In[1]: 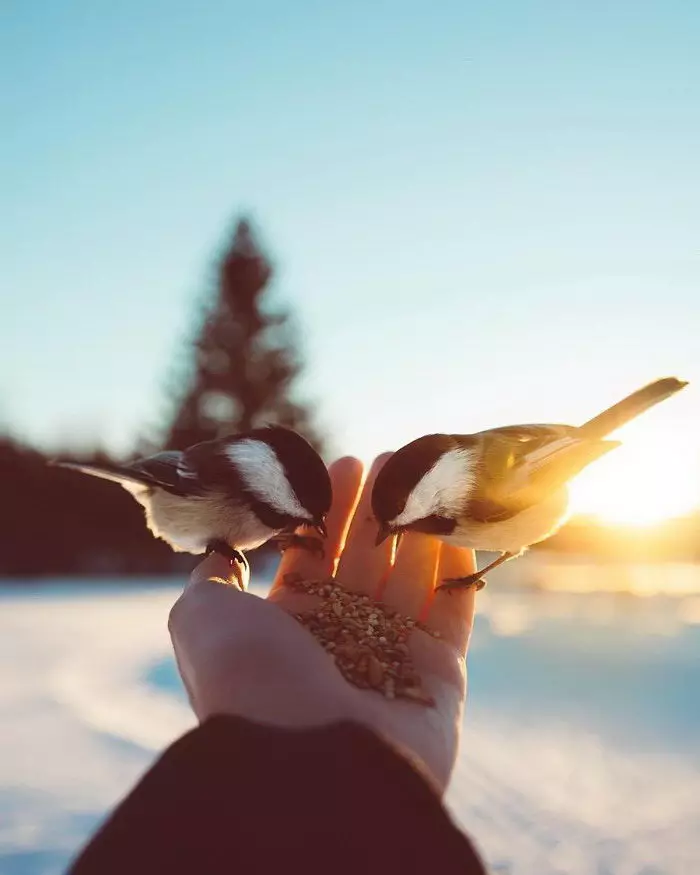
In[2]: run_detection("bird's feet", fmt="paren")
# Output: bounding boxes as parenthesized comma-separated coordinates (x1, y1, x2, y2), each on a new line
(274, 533, 325, 558)
(205, 540, 249, 571)
(436, 572, 487, 594)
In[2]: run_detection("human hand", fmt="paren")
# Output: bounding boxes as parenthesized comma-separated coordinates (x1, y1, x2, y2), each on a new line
(169, 455, 477, 790)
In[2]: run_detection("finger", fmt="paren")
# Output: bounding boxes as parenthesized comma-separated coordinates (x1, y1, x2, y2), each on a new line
(169, 562, 249, 663)
(424, 544, 477, 655)
(380, 532, 441, 619)
(271, 456, 364, 593)
(334, 452, 394, 597)
(189, 551, 248, 592)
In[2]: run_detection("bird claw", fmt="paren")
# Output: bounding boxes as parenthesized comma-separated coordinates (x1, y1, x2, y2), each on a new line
(436, 573, 487, 595)
(205, 540, 249, 570)
(275, 533, 325, 558)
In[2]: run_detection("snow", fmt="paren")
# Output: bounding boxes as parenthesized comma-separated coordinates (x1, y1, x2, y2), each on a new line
(0, 576, 699, 875)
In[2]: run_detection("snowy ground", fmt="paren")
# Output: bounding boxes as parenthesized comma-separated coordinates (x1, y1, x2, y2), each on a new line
(1, 571, 699, 875)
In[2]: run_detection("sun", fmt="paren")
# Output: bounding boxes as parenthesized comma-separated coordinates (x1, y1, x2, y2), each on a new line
(568, 422, 698, 527)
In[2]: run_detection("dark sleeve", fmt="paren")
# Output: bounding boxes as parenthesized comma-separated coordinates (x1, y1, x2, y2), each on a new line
(68, 716, 487, 875)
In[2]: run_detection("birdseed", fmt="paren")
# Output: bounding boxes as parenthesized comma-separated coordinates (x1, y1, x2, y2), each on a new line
(283, 572, 438, 706)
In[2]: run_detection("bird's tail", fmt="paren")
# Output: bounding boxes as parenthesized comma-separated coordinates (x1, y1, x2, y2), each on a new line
(49, 459, 150, 490)
(578, 377, 688, 440)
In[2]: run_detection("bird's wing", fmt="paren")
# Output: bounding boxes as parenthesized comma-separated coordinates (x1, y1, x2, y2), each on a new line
(53, 452, 193, 496)
(474, 424, 579, 481)
(128, 452, 196, 495)
(512, 434, 619, 491)
(475, 423, 577, 443)
(463, 426, 620, 522)
(180, 439, 240, 493)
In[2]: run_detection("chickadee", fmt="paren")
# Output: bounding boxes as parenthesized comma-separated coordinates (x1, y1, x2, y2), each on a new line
(52, 426, 332, 568)
(372, 378, 688, 592)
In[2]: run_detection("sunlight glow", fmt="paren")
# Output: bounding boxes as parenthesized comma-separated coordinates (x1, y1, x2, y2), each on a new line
(568, 421, 698, 527)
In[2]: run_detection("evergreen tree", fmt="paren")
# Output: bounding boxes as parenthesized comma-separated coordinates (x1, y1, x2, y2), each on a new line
(164, 218, 321, 451)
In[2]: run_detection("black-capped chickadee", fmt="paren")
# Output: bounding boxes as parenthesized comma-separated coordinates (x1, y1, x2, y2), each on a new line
(53, 426, 332, 568)
(372, 378, 688, 592)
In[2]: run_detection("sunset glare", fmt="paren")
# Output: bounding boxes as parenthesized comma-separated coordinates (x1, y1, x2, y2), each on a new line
(568, 421, 698, 527)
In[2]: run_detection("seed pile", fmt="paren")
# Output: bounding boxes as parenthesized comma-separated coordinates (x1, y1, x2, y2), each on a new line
(283, 572, 438, 706)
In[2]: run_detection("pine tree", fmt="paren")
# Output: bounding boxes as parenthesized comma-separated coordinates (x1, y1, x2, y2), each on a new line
(164, 218, 321, 451)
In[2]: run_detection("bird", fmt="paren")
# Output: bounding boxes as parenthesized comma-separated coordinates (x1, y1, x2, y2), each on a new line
(52, 426, 332, 569)
(371, 377, 688, 593)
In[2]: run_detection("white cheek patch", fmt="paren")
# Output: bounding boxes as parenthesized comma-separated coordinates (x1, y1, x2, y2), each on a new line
(226, 439, 311, 520)
(391, 447, 477, 527)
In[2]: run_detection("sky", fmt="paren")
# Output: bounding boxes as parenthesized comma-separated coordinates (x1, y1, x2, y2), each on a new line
(2, 1, 699, 520)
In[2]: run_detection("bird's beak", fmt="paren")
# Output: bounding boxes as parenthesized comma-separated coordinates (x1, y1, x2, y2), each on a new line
(313, 519, 328, 539)
(375, 523, 394, 547)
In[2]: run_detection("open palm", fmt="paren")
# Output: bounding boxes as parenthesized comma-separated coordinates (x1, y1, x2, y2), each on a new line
(169, 455, 477, 790)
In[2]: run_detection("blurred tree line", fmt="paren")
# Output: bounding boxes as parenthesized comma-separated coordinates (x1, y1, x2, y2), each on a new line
(1, 216, 698, 578)
(0, 218, 322, 577)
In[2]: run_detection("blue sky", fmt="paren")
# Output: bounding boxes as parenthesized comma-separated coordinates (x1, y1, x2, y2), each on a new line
(2, 1, 699, 515)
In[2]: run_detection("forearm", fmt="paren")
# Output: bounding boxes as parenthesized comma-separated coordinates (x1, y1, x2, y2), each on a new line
(68, 715, 485, 874)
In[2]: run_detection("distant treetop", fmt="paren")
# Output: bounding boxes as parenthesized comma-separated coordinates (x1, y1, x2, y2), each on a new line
(163, 217, 322, 453)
